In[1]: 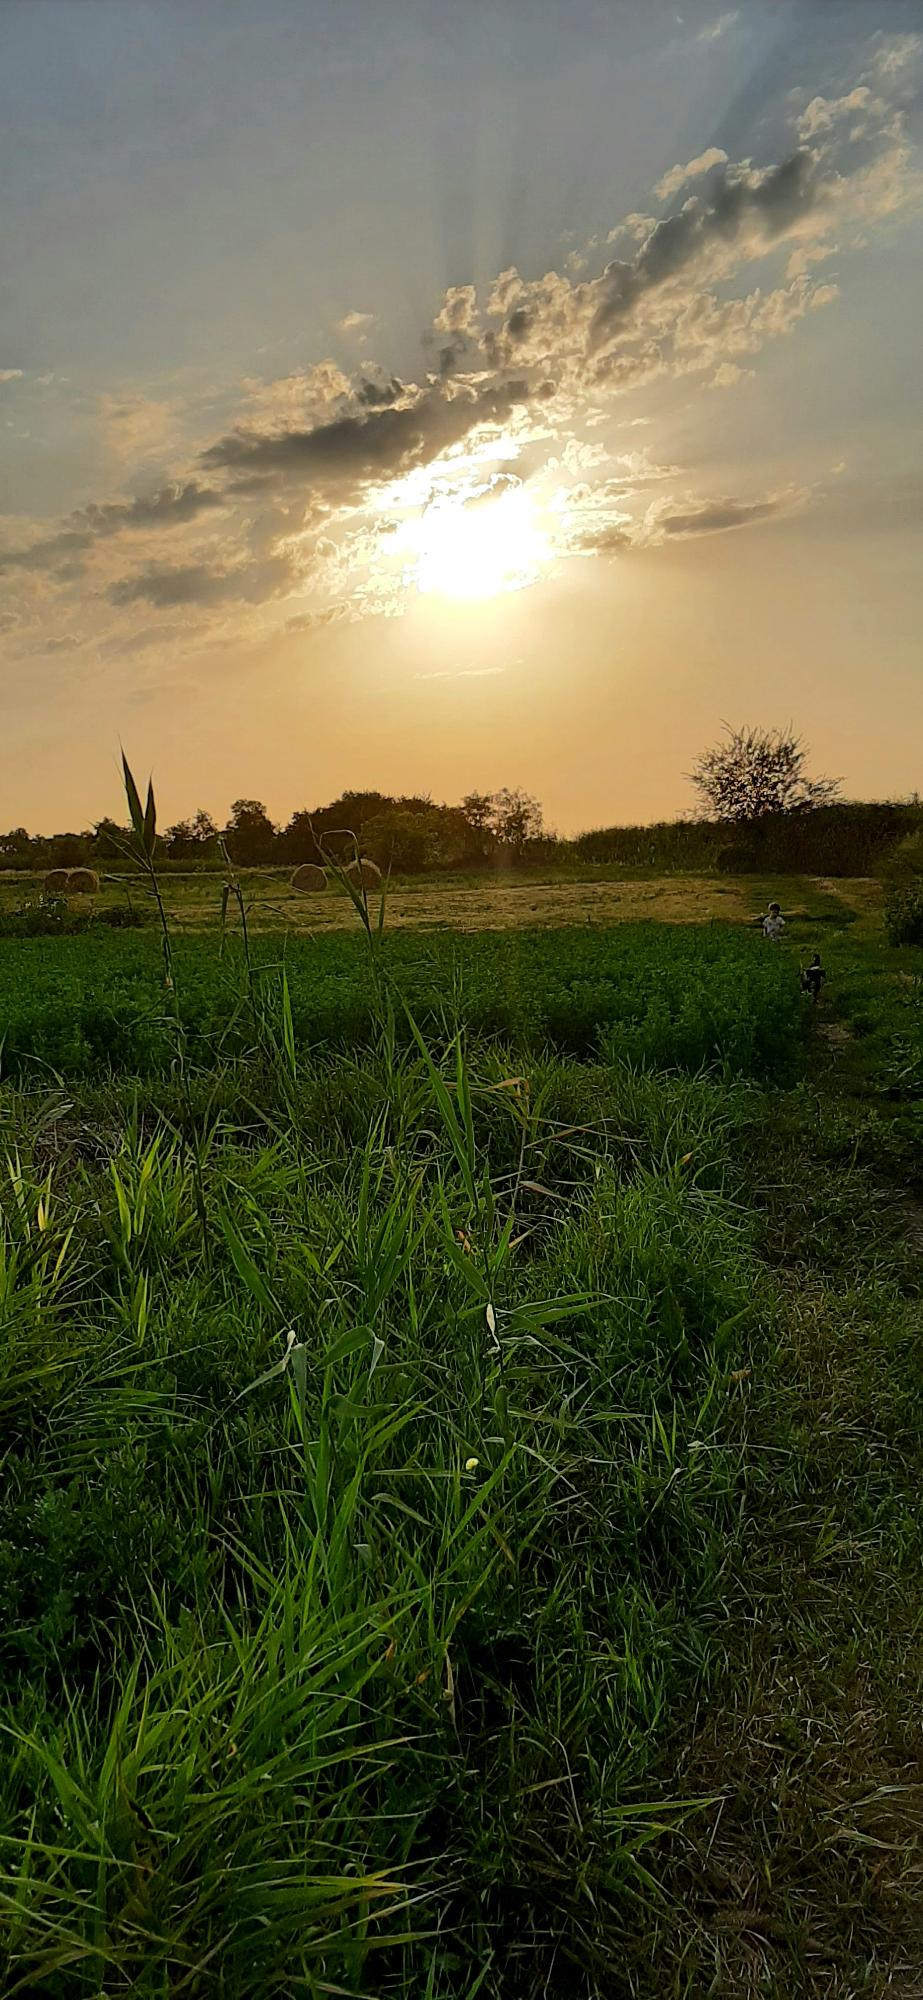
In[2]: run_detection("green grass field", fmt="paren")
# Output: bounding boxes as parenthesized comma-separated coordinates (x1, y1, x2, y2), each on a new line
(1, 870, 921, 1996)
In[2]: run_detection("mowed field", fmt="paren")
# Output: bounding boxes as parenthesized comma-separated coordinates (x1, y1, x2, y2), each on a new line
(1, 867, 921, 1998)
(0, 862, 885, 933)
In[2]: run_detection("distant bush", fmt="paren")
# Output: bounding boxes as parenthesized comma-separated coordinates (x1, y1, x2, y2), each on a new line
(572, 821, 718, 870)
(576, 805, 923, 878)
(884, 831, 923, 885)
(715, 844, 760, 874)
(884, 884, 923, 947)
(0, 900, 147, 939)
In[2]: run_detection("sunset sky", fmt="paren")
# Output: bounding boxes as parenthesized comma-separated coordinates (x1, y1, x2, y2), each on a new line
(2, 0, 922, 835)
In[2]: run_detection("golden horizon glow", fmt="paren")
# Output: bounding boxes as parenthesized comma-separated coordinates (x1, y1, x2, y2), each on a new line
(398, 487, 549, 601)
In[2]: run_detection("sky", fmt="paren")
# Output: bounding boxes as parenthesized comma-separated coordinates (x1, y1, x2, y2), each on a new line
(1, 0, 922, 836)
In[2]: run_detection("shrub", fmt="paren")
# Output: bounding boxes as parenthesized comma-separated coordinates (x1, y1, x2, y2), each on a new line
(884, 883, 923, 947)
(715, 843, 760, 874)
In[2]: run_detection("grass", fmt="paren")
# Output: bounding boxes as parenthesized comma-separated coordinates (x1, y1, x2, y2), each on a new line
(0, 864, 878, 935)
(0, 825, 921, 1996)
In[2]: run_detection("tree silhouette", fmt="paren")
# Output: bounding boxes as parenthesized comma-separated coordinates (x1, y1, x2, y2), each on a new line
(690, 726, 839, 823)
(223, 800, 277, 864)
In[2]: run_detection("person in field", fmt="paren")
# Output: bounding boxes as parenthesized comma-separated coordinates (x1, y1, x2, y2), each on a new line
(801, 951, 826, 1003)
(762, 900, 786, 941)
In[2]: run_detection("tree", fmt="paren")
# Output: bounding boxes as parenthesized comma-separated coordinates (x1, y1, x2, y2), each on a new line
(0, 827, 34, 863)
(280, 810, 323, 865)
(191, 808, 219, 854)
(489, 788, 545, 850)
(362, 805, 469, 873)
(92, 816, 130, 859)
(223, 799, 277, 865)
(459, 792, 497, 863)
(689, 726, 839, 823)
(165, 819, 197, 860)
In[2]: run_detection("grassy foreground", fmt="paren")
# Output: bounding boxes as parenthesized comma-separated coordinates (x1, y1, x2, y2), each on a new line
(0, 872, 921, 1996)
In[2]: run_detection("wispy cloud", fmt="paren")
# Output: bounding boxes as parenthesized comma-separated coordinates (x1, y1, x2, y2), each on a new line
(696, 10, 739, 44)
(337, 310, 376, 336)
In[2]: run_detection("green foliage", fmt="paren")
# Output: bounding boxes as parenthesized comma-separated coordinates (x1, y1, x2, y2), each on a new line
(4, 855, 918, 1996)
(0, 993, 772, 1993)
(885, 881, 923, 947)
(0, 923, 806, 1081)
(0, 901, 148, 939)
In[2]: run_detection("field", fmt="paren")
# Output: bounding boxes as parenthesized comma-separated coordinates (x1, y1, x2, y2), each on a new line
(1, 870, 922, 1997)
(0, 862, 886, 934)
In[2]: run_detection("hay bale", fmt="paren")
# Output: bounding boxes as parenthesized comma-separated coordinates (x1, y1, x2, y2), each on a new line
(290, 863, 327, 892)
(43, 868, 70, 895)
(66, 867, 100, 895)
(345, 857, 382, 889)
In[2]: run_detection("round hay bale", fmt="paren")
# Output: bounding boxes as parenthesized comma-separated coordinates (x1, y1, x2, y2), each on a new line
(43, 868, 70, 895)
(66, 867, 100, 895)
(345, 857, 382, 889)
(290, 863, 327, 892)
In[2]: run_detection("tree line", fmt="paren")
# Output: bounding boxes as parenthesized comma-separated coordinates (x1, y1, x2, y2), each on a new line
(2, 730, 919, 877)
(0, 787, 551, 873)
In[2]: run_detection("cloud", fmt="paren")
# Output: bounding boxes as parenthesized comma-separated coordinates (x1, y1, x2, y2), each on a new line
(6, 34, 921, 642)
(32, 633, 86, 654)
(709, 361, 752, 387)
(77, 482, 224, 537)
(240, 362, 354, 426)
(655, 147, 729, 202)
(574, 520, 635, 556)
(355, 371, 407, 408)
(653, 490, 804, 537)
(99, 623, 189, 657)
(570, 484, 808, 557)
(98, 392, 183, 465)
(872, 33, 923, 79)
(202, 378, 532, 494)
(588, 151, 823, 354)
(797, 87, 875, 140)
(109, 552, 298, 609)
(696, 11, 739, 44)
(285, 603, 351, 633)
(0, 528, 93, 576)
(433, 285, 479, 335)
(0, 482, 224, 576)
(0, 368, 24, 384)
(337, 310, 376, 334)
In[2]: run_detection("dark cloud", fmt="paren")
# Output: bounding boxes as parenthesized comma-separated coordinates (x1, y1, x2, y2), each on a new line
(577, 522, 634, 555)
(0, 528, 93, 576)
(202, 380, 531, 493)
(109, 552, 297, 609)
(589, 151, 820, 351)
(355, 374, 406, 408)
(77, 481, 224, 536)
(285, 604, 351, 632)
(0, 482, 223, 577)
(659, 495, 787, 535)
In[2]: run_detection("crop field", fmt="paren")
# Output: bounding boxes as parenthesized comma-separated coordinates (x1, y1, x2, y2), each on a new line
(1, 873, 922, 1997)
(0, 864, 883, 935)
(0, 922, 808, 1082)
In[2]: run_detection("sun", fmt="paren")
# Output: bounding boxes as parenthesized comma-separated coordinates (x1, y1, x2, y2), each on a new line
(400, 486, 548, 601)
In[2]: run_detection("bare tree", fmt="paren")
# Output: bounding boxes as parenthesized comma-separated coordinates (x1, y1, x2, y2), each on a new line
(689, 725, 839, 823)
